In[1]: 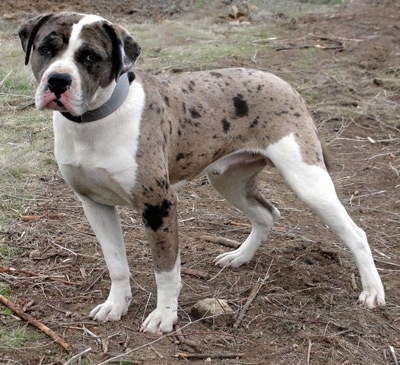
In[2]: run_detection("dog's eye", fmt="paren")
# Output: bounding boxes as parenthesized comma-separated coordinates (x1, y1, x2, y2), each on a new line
(39, 46, 53, 58)
(85, 52, 100, 63)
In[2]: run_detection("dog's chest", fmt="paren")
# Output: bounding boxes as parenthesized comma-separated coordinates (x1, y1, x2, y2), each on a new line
(53, 116, 140, 206)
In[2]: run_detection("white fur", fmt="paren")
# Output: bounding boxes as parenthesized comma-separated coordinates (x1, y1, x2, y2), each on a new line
(54, 79, 145, 206)
(209, 133, 384, 308)
(54, 79, 145, 322)
(264, 133, 385, 307)
(141, 256, 182, 333)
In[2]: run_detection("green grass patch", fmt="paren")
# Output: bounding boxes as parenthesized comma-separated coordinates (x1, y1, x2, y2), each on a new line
(125, 21, 277, 72)
(0, 328, 41, 349)
(0, 246, 23, 259)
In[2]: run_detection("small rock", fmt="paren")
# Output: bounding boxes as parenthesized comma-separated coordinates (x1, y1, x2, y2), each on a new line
(191, 298, 234, 326)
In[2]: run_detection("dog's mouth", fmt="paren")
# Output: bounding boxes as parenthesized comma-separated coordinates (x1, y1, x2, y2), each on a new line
(38, 91, 71, 112)
(45, 98, 68, 112)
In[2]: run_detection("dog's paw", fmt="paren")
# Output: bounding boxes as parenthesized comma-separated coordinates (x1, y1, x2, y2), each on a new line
(357, 288, 386, 309)
(89, 296, 131, 321)
(213, 249, 251, 268)
(140, 308, 177, 334)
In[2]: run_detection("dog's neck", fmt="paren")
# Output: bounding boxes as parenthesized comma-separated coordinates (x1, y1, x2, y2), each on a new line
(61, 72, 131, 123)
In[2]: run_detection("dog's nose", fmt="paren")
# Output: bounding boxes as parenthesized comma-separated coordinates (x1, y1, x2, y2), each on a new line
(47, 73, 72, 97)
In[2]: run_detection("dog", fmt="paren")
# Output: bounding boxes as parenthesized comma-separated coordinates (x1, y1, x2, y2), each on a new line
(19, 12, 385, 334)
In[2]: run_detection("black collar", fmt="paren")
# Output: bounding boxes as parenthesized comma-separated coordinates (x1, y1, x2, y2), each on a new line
(61, 73, 130, 123)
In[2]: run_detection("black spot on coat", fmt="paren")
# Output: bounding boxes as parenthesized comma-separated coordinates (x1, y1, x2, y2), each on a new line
(233, 94, 249, 117)
(250, 117, 259, 128)
(188, 80, 195, 92)
(142, 200, 172, 231)
(176, 153, 185, 161)
(189, 107, 201, 119)
(222, 118, 231, 133)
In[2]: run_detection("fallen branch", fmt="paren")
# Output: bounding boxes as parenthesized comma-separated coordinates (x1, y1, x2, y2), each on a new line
(0, 294, 72, 353)
(0, 266, 79, 286)
(181, 267, 210, 280)
(234, 270, 270, 328)
(20, 212, 65, 222)
(175, 352, 244, 359)
(200, 235, 241, 249)
(227, 221, 252, 228)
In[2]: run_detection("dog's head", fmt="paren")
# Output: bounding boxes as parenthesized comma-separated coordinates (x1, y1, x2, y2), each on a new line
(19, 12, 141, 116)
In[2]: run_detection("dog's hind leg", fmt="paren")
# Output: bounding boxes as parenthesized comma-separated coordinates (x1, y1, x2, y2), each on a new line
(265, 133, 385, 308)
(207, 155, 280, 268)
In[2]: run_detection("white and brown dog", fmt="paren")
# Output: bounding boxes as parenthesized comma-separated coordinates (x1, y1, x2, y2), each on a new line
(19, 12, 385, 334)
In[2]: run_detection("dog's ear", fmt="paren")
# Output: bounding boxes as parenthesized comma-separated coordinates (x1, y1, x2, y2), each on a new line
(19, 13, 54, 66)
(102, 22, 141, 81)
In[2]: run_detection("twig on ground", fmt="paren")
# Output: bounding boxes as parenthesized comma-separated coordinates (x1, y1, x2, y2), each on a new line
(173, 324, 201, 351)
(374, 259, 400, 268)
(0, 70, 12, 88)
(101, 337, 109, 354)
(0, 294, 72, 353)
(170, 330, 257, 345)
(175, 352, 244, 359)
(307, 339, 312, 365)
(22, 299, 35, 312)
(181, 266, 210, 280)
(389, 345, 398, 365)
(234, 264, 272, 328)
(149, 344, 164, 358)
(63, 347, 91, 365)
(200, 235, 241, 249)
(0, 266, 79, 286)
(83, 267, 107, 293)
(227, 221, 252, 228)
(389, 162, 400, 178)
(20, 212, 65, 222)
(351, 273, 358, 291)
(98, 315, 252, 364)
(123, 334, 131, 349)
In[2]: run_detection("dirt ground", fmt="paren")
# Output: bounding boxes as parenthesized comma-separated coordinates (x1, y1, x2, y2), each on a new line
(1, 1, 399, 364)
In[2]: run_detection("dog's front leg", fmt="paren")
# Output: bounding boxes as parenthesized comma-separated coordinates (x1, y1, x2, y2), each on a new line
(139, 193, 182, 334)
(78, 195, 132, 321)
